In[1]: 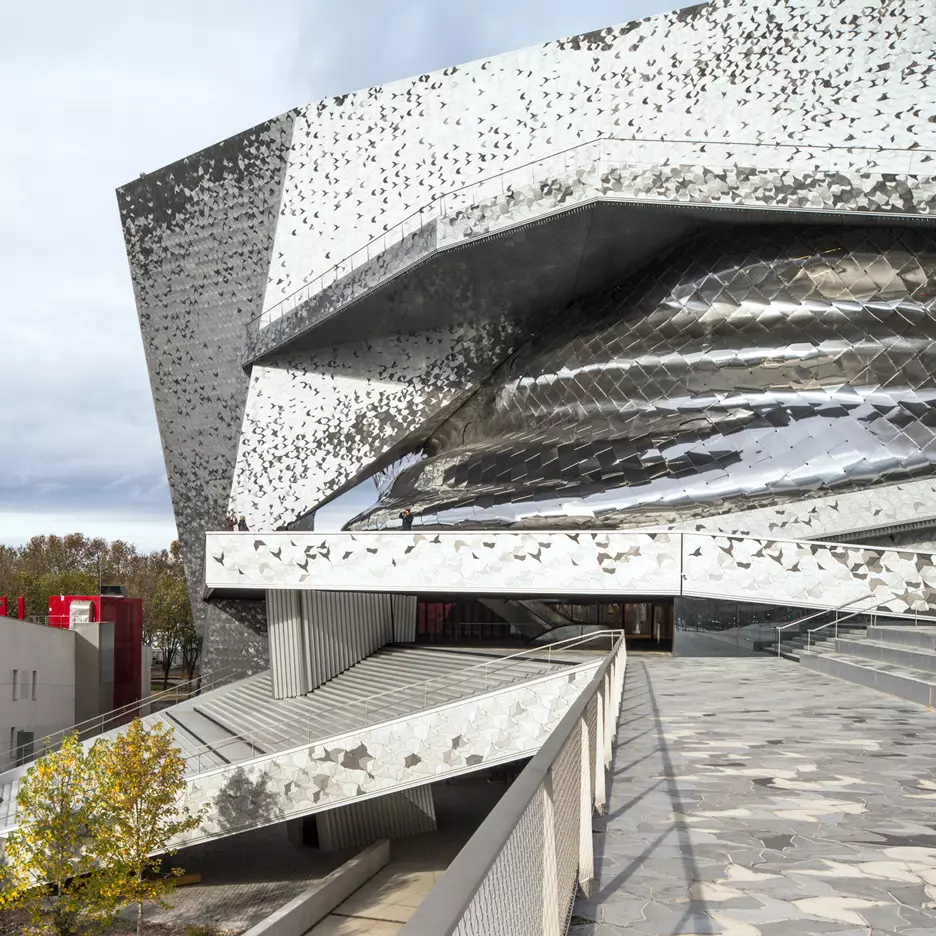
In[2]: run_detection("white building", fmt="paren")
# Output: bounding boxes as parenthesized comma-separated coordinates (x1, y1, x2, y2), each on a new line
(0, 616, 75, 772)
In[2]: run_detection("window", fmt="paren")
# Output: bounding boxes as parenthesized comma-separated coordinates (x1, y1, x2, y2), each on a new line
(15, 730, 34, 766)
(31, 671, 37, 701)
(11, 669, 17, 701)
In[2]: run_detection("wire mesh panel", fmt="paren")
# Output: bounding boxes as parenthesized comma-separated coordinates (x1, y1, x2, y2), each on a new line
(551, 729, 584, 932)
(401, 637, 626, 936)
(455, 790, 547, 936)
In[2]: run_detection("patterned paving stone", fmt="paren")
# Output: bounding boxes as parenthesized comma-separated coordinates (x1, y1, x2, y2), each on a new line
(572, 656, 936, 936)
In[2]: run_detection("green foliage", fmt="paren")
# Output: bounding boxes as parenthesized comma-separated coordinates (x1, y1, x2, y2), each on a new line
(90, 720, 204, 936)
(0, 723, 204, 936)
(0, 534, 186, 641)
(0, 734, 120, 936)
(148, 550, 195, 689)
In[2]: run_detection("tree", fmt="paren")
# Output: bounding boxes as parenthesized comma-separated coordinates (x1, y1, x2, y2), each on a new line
(147, 542, 194, 690)
(90, 720, 202, 936)
(0, 734, 119, 936)
(179, 624, 202, 685)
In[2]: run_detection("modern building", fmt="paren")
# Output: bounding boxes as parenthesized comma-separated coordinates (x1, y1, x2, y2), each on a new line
(0, 592, 149, 773)
(0, 616, 75, 772)
(5, 0, 936, 927)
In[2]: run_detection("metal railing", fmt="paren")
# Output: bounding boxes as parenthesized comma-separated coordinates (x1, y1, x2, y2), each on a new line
(0, 665, 237, 774)
(246, 134, 936, 337)
(177, 631, 618, 775)
(803, 602, 923, 653)
(773, 599, 875, 657)
(399, 634, 626, 935)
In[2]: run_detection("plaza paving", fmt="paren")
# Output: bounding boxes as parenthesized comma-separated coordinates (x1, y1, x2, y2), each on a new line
(572, 656, 936, 936)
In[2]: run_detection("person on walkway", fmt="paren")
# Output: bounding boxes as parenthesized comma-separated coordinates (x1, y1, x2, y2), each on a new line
(222, 514, 234, 531)
(238, 515, 249, 532)
(399, 508, 414, 531)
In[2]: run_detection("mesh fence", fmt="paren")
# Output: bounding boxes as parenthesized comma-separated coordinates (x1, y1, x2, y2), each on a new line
(443, 641, 625, 936)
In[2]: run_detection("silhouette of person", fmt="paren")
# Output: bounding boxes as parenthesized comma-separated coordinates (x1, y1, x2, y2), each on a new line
(399, 508, 414, 531)
(238, 515, 249, 532)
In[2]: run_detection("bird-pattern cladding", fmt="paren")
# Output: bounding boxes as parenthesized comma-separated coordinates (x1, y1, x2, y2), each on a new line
(120, 0, 936, 670)
(265, 0, 936, 312)
(118, 114, 294, 674)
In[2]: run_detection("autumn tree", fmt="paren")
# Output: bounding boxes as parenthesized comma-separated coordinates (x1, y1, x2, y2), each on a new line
(179, 626, 202, 684)
(0, 734, 119, 936)
(90, 720, 202, 936)
(148, 545, 194, 690)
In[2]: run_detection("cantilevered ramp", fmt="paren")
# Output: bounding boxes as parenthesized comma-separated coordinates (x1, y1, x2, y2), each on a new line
(1, 638, 608, 851)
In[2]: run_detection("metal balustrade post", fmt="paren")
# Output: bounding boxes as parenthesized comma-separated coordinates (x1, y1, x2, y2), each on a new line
(541, 771, 562, 936)
(578, 717, 595, 897)
(594, 689, 606, 812)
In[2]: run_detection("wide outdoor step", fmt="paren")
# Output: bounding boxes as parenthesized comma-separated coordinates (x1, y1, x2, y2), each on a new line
(832, 636, 936, 674)
(866, 625, 936, 651)
(800, 650, 936, 707)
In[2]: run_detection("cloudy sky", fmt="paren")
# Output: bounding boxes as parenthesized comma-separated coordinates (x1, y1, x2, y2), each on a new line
(0, 0, 675, 552)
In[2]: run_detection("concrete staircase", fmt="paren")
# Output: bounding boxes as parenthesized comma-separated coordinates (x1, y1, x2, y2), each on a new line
(799, 625, 936, 707)
(767, 620, 872, 662)
(1, 640, 608, 850)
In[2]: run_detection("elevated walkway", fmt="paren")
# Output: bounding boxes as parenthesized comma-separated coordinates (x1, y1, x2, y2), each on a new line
(0, 638, 608, 851)
(204, 530, 936, 628)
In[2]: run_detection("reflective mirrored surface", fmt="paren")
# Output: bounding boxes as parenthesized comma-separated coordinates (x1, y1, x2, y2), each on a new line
(350, 226, 936, 530)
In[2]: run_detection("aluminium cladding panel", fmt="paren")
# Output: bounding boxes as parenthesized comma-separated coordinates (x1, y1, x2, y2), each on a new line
(355, 226, 936, 532)
(262, 0, 936, 315)
(206, 531, 936, 617)
(679, 533, 936, 616)
(206, 531, 682, 595)
(117, 113, 295, 677)
(671, 478, 936, 541)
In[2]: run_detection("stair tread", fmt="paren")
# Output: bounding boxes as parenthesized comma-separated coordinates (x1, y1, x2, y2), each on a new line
(835, 637, 936, 657)
(801, 650, 936, 684)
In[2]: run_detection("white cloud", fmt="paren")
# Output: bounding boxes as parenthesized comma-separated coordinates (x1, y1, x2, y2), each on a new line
(0, 0, 677, 549)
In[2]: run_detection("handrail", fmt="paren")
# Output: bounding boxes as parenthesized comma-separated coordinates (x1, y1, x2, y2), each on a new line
(247, 133, 936, 336)
(803, 600, 920, 652)
(177, 631, 618, 772)
(773, 597, 877, 658)
(399, 634, 625, 934)
(1, 664, 238, 773)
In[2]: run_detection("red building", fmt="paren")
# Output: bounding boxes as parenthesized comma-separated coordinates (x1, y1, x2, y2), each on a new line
(47, 588, 144, 711)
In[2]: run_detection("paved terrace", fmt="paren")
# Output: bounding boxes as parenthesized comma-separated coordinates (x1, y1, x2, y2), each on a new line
(573, 657, 936, 936)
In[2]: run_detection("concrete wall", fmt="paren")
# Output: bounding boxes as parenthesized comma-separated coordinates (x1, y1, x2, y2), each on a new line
(73, 621, 114, 727)
(242, 839, 389, 936)
(0, 617, 75, 771)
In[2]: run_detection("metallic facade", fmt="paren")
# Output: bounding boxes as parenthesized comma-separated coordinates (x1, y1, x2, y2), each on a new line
(117, 0, 936, 669)
(352, 227, 936, 530)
